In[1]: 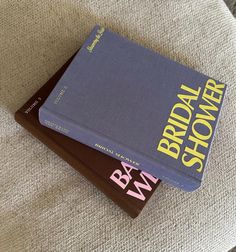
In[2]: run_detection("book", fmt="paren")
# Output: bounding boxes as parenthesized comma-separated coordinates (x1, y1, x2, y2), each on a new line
(14, 54, 160, 218)
(39, 25, 227, 191)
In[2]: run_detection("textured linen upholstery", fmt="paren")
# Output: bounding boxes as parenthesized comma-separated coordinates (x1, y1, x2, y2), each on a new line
(0, 1, 236, 251)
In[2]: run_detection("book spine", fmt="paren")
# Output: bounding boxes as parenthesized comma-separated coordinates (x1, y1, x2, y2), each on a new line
(39, 107, 200, 192)
(15, 111, 141, 218)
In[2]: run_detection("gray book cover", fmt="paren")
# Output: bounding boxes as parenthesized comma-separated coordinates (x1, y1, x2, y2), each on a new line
(39, 25, 227, 191)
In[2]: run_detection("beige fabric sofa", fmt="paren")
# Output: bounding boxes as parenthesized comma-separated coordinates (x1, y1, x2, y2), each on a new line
(1, 1, 236, 251)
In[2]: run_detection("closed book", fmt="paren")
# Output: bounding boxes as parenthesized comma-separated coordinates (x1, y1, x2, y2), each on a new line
(39, 25, 227, 191)
(14, 54, 160, 218)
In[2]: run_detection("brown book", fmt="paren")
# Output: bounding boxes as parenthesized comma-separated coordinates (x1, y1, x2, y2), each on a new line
(14, 54, 160, 218)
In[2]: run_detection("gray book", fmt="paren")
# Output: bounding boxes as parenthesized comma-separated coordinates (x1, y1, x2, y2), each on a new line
(39, 25, 227, 191)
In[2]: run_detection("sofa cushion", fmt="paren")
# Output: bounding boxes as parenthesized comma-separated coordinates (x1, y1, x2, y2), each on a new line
(0, 0, 236, 251)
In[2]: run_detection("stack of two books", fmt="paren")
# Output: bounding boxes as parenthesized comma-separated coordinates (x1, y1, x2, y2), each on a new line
(15, 25, 226, 217)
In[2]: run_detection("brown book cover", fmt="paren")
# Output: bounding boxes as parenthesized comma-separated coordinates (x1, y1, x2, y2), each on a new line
(14, 54, 160, 218)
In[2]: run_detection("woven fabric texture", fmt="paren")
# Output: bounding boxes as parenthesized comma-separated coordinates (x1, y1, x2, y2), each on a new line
(0, 1, 236, 251)
(225, 0, 236, 16)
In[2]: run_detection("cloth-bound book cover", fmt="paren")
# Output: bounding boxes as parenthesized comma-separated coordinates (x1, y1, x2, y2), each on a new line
(39, 25, 227, 191)
(15, 55, 160, 218)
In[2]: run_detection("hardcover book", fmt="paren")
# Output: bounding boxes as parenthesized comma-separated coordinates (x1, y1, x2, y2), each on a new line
(15, 55, 160, 218)
(39, 25, 227, 191)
